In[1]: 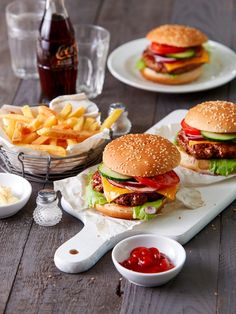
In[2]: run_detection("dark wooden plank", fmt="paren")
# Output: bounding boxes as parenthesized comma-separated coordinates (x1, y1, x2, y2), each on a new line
(217, 201, 236, 313)
(0, 182, 40, 313)
(119, 0, 236, 313)
(0, 1, 39, 312)
(0, 78, 45, 312)
(217, 1, 236, 308)
(4, 1, 124, 314)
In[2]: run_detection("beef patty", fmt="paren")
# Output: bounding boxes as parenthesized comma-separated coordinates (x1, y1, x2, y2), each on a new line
(176, 130, 236, 159)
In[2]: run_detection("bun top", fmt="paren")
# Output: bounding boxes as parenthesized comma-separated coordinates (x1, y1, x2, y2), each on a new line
(147, 24, 208, 47)
(103, 134, 180, 177)
(185, 101, 236, 133)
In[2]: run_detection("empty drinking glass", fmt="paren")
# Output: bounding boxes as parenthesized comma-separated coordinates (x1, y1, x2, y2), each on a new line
(5, 0, 45, 79)
(75, 24, 110, 99)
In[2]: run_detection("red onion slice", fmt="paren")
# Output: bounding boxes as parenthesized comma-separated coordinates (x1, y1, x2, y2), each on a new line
(186, 134, 205, 140)
(107, 179, 157, 192)
(107, 179, 143, 188)
(144, 207, 157, 214)
(154, 54, 177, 63)
(125, 186, 158, 192)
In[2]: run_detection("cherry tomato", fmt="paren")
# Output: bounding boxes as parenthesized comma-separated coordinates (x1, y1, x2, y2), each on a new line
(149, 247, 160, 259)
(131, 247, 145, 258)
(181, 119, 201, 136)
(139, 255, 153, 267)
(135, 170, 180, 190)
(120, 247, 175, 273)
(128, 256, 138, 265)
(150, 42, 187, 55)
(140, 248, 150, 256)
(159, 257, 170, 271)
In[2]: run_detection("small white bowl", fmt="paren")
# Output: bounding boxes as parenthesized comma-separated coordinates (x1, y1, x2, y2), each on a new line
(0, 173, 32, 218)
(112, 234, 186, 287)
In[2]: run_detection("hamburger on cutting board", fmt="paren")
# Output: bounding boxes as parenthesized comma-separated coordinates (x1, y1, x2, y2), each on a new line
(86, 134, 181, 220)
(175, 101, 236, 175)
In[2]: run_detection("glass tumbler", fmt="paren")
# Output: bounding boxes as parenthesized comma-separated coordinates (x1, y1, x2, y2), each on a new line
(75, 24, 110, 99)
(5, 0, 45, 79)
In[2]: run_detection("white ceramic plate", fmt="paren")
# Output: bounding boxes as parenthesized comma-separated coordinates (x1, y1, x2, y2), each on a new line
(107, 39, 236, 93)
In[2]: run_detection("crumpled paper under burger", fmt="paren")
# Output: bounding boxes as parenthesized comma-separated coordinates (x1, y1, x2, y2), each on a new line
(0, 93, 110, 175)
(54, 165, 204, 239)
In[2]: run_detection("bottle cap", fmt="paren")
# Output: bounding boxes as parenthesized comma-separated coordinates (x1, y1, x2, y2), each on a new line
(109, 102, 126, 111)
(37, 189, 57, 205)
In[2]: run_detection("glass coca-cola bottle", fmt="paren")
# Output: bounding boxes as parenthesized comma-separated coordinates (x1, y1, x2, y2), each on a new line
(37, 0, 78, 101)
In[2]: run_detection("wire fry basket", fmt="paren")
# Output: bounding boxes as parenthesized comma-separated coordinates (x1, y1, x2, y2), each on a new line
(0, 141, 107, 183)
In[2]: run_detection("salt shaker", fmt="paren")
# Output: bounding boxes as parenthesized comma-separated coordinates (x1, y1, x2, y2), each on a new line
(108, 103, 132, 137)
(33, 189, 62, 227)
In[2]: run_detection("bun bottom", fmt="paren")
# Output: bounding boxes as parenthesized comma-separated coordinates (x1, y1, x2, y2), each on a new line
(140, 66, 202, 85)
(95, 203, 133, 220)
(178, 149, 212, 174)
(95, 200, 165, 220)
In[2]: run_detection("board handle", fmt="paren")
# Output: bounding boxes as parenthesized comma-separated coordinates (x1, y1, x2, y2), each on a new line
(54, 221, 111, 273)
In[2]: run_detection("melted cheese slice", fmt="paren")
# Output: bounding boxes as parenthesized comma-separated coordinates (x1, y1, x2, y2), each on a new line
(158, 185, 178, 200)
(101, 177, 133, 202)
(102, 177, 178, 203)
(164, 50, 209, 72)
(189, 140, 222, 146)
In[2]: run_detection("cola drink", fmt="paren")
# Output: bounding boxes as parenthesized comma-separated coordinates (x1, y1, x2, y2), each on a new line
(37, 0, 78, 101)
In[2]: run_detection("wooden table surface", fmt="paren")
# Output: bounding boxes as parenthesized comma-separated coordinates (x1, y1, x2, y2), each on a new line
(0, 0, 236, 313)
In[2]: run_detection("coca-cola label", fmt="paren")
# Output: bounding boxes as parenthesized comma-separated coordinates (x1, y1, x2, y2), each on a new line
(54, 43, 78, 68)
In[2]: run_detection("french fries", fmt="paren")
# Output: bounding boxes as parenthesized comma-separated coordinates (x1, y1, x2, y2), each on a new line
(0, 103, 123, 157)
(22, 105, 34, 118)
(101, 108, 123, 130)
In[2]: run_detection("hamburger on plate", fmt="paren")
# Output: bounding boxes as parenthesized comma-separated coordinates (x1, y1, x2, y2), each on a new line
(175, 101, 236, 175)
(138, 24, 209, 85)
(86, 133, 181, 220)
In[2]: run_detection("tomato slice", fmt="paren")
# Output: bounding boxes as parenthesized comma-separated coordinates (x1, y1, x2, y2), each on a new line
(150, 42, 187, 55)
(135, 170, 180, 190)
(181, 119, 201, 136)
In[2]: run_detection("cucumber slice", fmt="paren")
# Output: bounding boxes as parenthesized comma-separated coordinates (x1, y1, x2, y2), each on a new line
(166, 49, 195, 59)
(98, 163, 132, 181)
(201, 130, 236, 141)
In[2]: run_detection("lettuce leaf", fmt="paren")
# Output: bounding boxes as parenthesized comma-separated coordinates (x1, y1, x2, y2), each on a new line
(210, 159, 236, 176)
(85, 174, 107, 208)
(136, 59, 146, 70)
(133, 199, 163, 220)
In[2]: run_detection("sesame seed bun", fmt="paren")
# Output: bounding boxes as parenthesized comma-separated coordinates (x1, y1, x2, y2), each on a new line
(178, 149, 212, 174)
(140, 66, 202, 85)
(185, 101, 236, 133)
(147, 24, 208, 47)
(103, 133, 181, 177)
